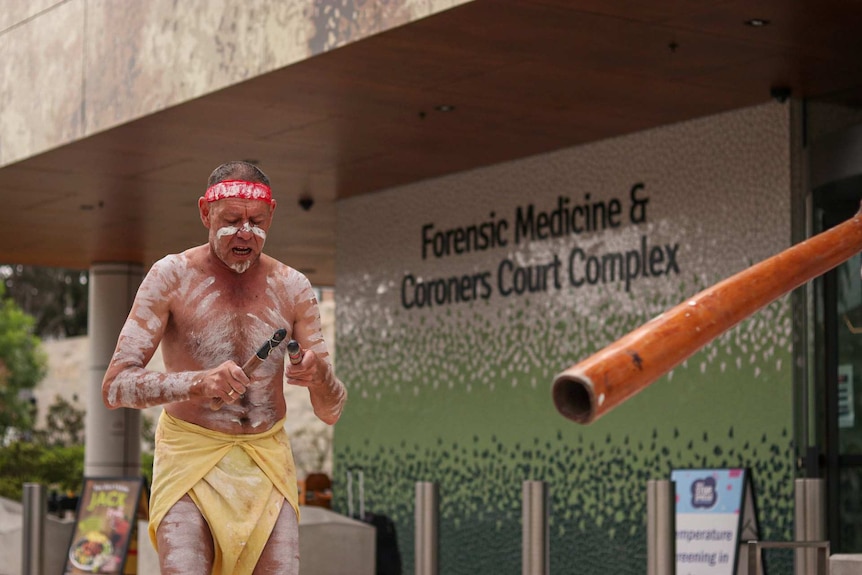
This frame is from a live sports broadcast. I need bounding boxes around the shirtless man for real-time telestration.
[101,160,346,575]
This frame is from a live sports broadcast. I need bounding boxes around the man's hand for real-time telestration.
[286,350,330,389]
[197,360,250,405]
[286,350,345,425]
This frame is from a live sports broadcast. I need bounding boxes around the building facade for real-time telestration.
[3,2,862,574]
[334,102,817,573]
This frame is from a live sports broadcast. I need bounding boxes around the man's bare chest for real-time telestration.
[166,282,290,368]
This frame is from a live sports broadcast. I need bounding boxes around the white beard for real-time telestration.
[230,260,253,274]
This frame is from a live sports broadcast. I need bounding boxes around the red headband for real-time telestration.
[204,180,274,205]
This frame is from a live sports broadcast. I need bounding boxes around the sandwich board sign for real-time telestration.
[63,477,148,575]
[671,468,761,575]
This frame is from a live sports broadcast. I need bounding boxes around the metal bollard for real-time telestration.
[794,478,826,575]
[647,479,675,575]
[749,540,829,575]
[522,480,549,575]
[415,482,439,575]
[22,483,46,575]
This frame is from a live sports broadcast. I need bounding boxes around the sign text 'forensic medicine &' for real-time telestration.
[401,183,681,309]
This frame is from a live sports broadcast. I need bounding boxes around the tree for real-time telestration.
[0,282,48,440]
[0,441,84,501]
[0,265,88,338]
[35,394,86,447]
[0,394,90,501]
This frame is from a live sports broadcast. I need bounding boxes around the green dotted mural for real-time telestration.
[333,427,794,574]
[333,105,796,574]
[333,288,795,574]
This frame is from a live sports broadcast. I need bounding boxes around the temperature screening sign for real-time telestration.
[671,469,759,575]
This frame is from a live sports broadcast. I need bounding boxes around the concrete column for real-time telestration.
[85,262,144,477]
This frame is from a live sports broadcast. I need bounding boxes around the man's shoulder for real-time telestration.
[267,258,314,296]
[156,245,207,265]
[263,255,312,288]
[149,246,207,276]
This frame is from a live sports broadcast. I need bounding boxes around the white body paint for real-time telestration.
[102,246,345,431]
[101,182,345,575]
[216,222,267,241]
[215,223,267,273]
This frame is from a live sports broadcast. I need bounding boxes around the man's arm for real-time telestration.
[286,278,347,425]
[101,256,247,409]
[288,350,347,425]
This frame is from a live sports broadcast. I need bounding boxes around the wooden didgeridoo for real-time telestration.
[552,205,862,425]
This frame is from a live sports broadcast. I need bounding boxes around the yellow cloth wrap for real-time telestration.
[148,411,299,575]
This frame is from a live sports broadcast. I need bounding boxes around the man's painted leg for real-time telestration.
[254,502,300,575]
[156,494,214,575]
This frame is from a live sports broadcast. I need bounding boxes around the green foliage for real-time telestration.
[0,264,89,338]
[0,282,47,439]
[0,393,86,500]
[0,442,84,500]
[141,412,155,452]
[0,395,154,502]
[141,451,154,489]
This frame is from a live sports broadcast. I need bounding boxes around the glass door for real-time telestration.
[814,177,862,552]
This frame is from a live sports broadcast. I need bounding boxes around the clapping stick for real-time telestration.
[210,328,287,410]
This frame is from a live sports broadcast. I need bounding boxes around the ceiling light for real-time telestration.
[745,18,770,27]
[435,105,455,112]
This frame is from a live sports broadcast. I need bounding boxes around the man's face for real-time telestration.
[199,197,276,273]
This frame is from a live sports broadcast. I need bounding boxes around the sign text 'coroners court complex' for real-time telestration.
[401,183,683,309]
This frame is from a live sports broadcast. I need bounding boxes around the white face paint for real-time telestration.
[216,225,239,239]
[247,222,267,240]
[215,222,268,273]
[216,222,267,241]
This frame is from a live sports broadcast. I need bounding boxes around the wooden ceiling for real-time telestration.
[3,0,862,286]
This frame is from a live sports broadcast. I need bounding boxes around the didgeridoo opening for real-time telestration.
[552,374,595,424]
